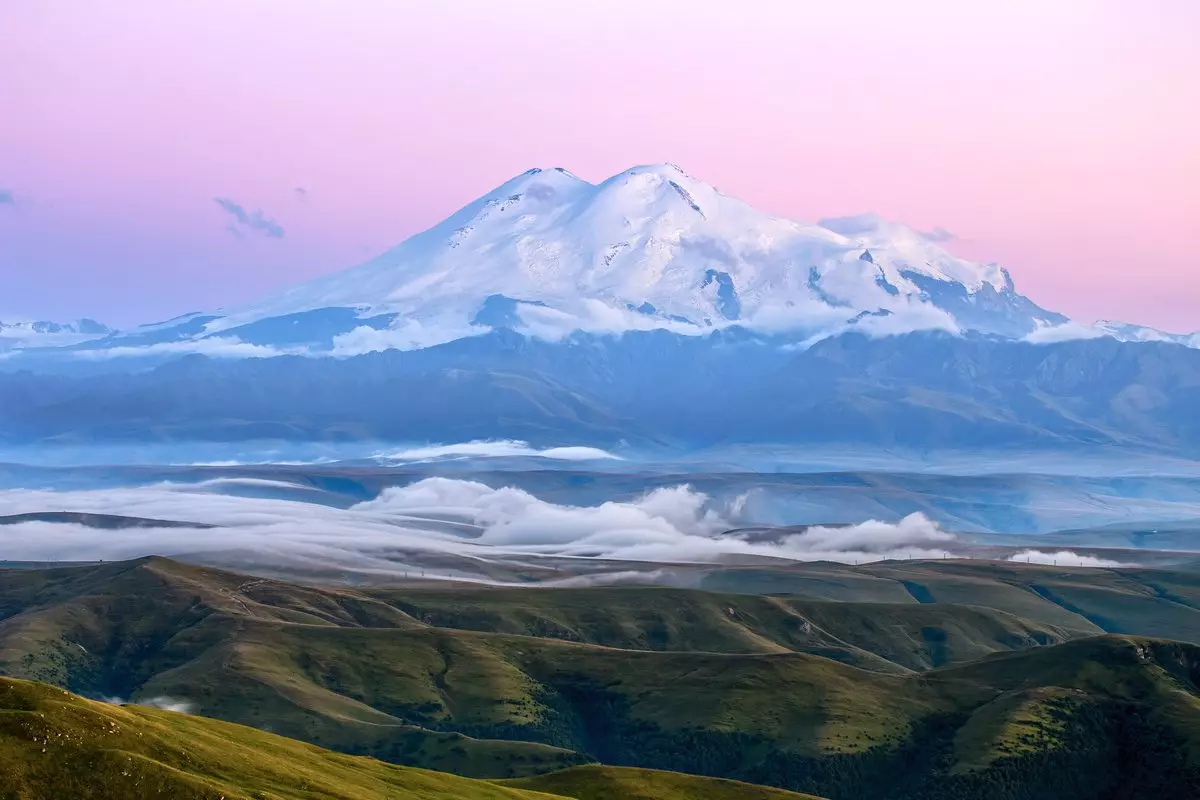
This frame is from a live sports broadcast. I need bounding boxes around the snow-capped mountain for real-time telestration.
[0,317,114,352]
[5,165,1196,455]
[1023,318,1200,347]
[76,164,1068,357]
[1095,321,1200,348]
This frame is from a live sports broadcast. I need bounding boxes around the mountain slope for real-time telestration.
[0,677,548,800]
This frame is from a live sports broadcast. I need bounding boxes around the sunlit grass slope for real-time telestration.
[0,677,826,800]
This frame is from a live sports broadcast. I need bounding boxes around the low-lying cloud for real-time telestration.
[140,695,195,713]
[71,336,299,360]
[1007,549,1127,568]
[375,440,618,462]
[1024,321,1107,344]
[331,320,487,355]
[103,695,194,713]
[0,479,960,576]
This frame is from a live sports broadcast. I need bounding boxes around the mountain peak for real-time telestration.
[0,316,116,352]
[483,165,591,202]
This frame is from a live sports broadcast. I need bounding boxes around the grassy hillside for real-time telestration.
[702,559,1200,644]
[0,676,823,800]
[0,675,556,800]
[4,558,1200,798]
[144,620,945,756]
[0,558,584,778]
[166,624,1197,799]
[376,584,1075,671]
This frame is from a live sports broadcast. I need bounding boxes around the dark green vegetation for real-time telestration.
[383,582,1076,672]
[700,558,1200,643]
[3,557,1200,798]
[0,676,825,799]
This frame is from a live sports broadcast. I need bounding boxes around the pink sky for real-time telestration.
[1,0,1197,331]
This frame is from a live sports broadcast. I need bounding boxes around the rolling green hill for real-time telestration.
[701,559,1200,644]
[0,676,822,799]
[4,557,1200,798]
[376,584,1076,671]
[0,558,591,779]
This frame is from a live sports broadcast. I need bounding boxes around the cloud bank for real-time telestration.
[0,479,960,576]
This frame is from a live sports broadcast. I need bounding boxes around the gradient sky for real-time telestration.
[2,0,1197,331]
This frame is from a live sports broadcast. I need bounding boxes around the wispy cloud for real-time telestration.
[0,189,15,207]
[102,695,195,713]
[140,695,195,713]
[213,197,285,238]
[920,226,956,242]
[293,186,308,200]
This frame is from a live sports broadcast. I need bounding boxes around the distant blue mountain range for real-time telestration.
[3,329,1198,455]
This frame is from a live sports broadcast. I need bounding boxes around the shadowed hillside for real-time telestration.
[701,559,1200,644]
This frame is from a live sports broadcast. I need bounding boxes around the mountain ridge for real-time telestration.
[0,317,115,352]
[5,329,1199,454]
